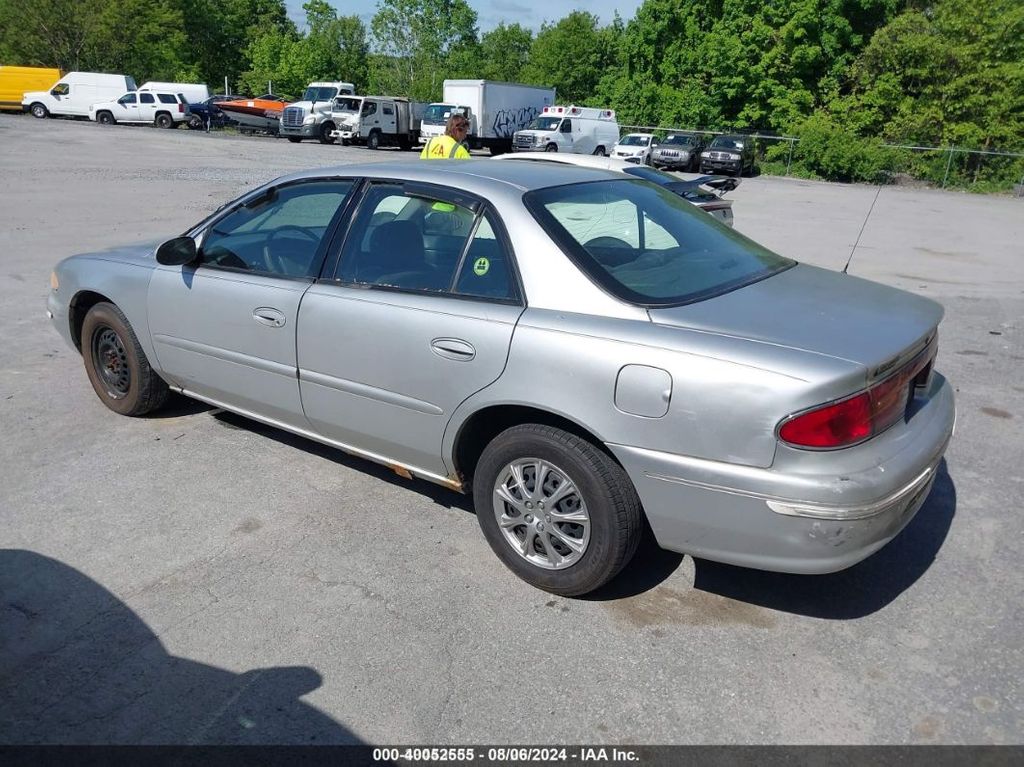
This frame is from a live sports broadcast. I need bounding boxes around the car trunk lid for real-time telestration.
[647,263,943,380]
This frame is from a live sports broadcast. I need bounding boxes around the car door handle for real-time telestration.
[430,338,475,361]
[252,307,286,328]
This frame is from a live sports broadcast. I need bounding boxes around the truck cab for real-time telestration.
[279,81,355,144]
[330,96,425,149]
[419,103,474,146]
[512,105,619,156]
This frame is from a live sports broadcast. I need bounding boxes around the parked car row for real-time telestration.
[611,131,757,176]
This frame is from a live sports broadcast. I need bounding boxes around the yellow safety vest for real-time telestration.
[421,134,471,160]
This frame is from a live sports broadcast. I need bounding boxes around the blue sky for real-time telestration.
[287,1,644,33]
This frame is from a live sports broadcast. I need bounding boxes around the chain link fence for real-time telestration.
[618,124,1024,196]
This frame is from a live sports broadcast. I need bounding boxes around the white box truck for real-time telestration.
[22,72,137,119]
[329,96,427,149]
[512,105,620,156]
[419,80,556,155]
[279,81,356,143]
[138,81,210,104]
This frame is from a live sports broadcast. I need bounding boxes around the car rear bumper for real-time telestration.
[607,373,955,574]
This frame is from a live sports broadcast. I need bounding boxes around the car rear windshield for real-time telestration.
[524,179,792,307]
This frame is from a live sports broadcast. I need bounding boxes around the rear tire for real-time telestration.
[473,424,643,596]
[155,113,173,129]
[30,103,49,119]
[318,121,336,144]
[593,146,606,156]
[96,111,115,126]
[81,302,169,417]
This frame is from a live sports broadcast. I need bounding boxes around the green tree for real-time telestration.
[477,23,533,83]
[523,11,616,104]
[0,0,106,71]
[302,0,369,91]
[369,0,479,101]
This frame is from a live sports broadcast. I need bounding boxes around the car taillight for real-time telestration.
[778,343,935,450]
[178,103,184,113]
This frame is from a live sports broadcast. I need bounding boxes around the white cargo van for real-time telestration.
[138,81,209,104]
[512,105,619,156]
[419,80,556,154]
[22,72,137,119]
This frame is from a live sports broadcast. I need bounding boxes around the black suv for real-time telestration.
[699,134,756,176]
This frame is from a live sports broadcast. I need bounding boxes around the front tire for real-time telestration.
[30,103,49,119]
[545,143,558,153]
[473,424,643,596]
[81,303,169,416]
[318,121,336,144]
[367,130,381,150]
[593,146,606,156]
[96,111,115,126]
[287,137,302,143]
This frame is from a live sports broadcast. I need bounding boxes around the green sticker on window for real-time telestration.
[473,257,490,276]
[431,202,456,212]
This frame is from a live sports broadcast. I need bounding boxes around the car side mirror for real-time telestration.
[156,236,198,266]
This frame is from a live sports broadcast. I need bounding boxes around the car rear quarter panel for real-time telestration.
[445,308,866,470]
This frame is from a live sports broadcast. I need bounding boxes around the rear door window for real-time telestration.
[140,93,155,104]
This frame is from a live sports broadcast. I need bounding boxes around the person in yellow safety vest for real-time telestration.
[421,115,472,159]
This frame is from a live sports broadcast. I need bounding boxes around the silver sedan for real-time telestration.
[47,160,955,595]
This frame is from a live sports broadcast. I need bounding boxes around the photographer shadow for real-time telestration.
[0,549,360,744]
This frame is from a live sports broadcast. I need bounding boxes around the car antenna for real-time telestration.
[843,184,882,274]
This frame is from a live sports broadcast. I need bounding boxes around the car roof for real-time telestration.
[278,159,625,195]
[493,153,635,172]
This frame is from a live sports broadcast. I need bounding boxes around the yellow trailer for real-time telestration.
[0,66,62,111]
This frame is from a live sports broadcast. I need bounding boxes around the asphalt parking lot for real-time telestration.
[1,115,1022,745]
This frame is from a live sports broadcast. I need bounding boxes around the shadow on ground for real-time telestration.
[0,550,359,745]
[208,409,954,618]
[691,460,957,619]
[212,409,474,513]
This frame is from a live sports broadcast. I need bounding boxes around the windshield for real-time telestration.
[334,97,361,112]
[618,135,650,146]
[524,179,792,306]
[302,86,338,102]
[710,136,744,151]
[527,116,562,131]
[423,104,460,125]
[663,134,696,146]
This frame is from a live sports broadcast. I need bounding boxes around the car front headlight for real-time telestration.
[303,115,316,125]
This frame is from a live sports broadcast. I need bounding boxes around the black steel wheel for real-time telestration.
[81,302,169,416]
[97,111,115,126]
[318,121,336,144]
[155,113,173,129]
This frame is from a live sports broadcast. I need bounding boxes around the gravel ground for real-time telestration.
[1,114,1022,746]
